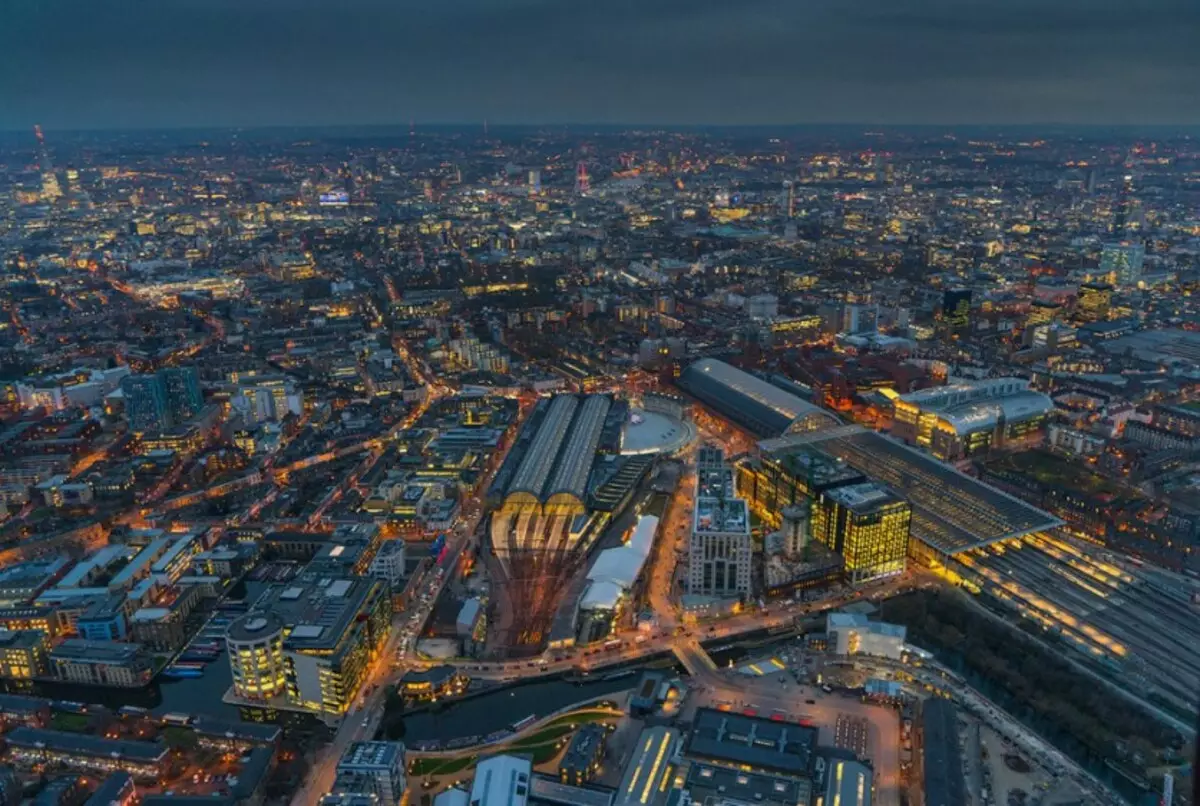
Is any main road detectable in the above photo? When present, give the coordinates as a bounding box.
[290,350,514,805]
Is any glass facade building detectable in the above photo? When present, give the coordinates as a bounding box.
[810,483,910,583]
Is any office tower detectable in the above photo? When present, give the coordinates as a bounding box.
[528,169,541,196]
[1112,173,1134,234]
[942,287,972,332]
[120,375,169,434]
[160,366,202,424]
[331,742,407,805]
[1075,282,1113,323]
[227,613,288,700]
[844,303,878,335]
[575,161,590,194]
[689,451,752,598]
[1099,242,1145,287]
[810,482,910,583]
[225,576,390,715]
[34,125,62,202]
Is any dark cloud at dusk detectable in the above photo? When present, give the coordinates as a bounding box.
[1,0,1198,129]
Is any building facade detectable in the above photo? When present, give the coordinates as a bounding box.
[810,483,910,583]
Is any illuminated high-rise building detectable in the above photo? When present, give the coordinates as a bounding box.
[160,366,203,424]
[528,169,541,196]
[225,576,391,715]
[1099,242,1145,287]
[810,482,910,583]
[120,375,169,434]
[34,125,62,201]
[227,613,288,701]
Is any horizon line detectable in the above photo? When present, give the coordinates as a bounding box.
[3,121,1200,136]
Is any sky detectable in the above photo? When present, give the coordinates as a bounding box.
[2,0,1199,130]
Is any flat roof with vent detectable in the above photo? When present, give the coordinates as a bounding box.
[232,576,383,652]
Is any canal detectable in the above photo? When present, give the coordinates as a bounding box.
[400,671,648,744]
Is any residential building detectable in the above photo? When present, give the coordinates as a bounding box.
[330,742,407,805]
[4,728,167,779]
[0,629,49,680]
[49,640,153,688]
[160,366,203,424]
[558,724,606,786]
[367,539,406,588]
[1099,241,1145,287]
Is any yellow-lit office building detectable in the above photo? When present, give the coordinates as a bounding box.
[0,629,49,680]
[225,576,391,715]
[227,613,288,701]
[891,378,1054,461]
[810,483,910,583]
[736,448,865,529]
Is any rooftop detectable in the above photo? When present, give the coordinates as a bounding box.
[694,497,748,536]
[337,741,404,772]
[685,763,811,806]
[50,639,146,663]
[615,727,680,806]
[227,575,381,651]
[6,726,167,762]
[686,708,816,776]
[922,699,966,806]
[828,612,906,639]
[678,358,838,438]
[823,482,905,513]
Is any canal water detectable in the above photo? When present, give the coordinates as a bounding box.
[401,673,648,744]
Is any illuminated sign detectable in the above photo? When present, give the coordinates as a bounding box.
[319,191,349,207]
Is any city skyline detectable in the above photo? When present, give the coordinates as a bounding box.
[2,0,1199,130]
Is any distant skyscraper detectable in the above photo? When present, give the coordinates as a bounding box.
[121,375,169,434]
[1112,172,1135,234]
[161,366,203,424]
[34,125,61,202]
[1099,242,1145,287]
[528,169,541,196]
[575,161,589,195]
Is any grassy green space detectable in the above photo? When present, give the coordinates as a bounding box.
[508,725,574,749]
[50,712,91,733]
[540,709,617,730]
[528,741,566,765]
[409,754,478,777]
